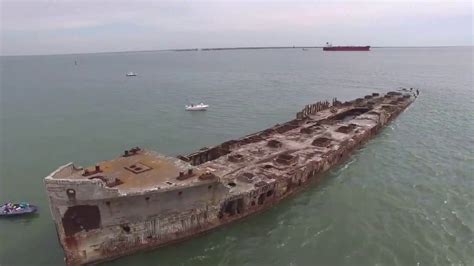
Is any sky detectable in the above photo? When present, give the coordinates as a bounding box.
[1,0,472,55]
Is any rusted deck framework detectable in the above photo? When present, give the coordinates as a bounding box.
[45,89,418,265]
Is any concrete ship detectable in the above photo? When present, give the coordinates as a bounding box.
[45,89,419,265]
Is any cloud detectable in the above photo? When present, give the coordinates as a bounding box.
[1,0,472,55]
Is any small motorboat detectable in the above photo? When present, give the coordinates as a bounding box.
[0,202,37,217]
[185,103,209,111]
[126,72,137,77]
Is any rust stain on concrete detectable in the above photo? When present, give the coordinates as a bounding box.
[44,89,419,265]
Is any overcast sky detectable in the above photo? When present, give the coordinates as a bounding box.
[1,0,472,55]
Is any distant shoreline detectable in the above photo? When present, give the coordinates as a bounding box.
[2,45,472,57]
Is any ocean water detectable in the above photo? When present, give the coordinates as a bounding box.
[0,47,473,266]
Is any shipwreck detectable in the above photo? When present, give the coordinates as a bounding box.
[45,89,419,265]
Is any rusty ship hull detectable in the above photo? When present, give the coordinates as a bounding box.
[45,89,418,265]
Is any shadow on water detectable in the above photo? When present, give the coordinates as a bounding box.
[1,213,40,223]
[0,210,41,224]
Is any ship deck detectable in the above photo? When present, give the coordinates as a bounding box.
[200,106,381,194]
[48,90,414,194]
[58,150,203,192]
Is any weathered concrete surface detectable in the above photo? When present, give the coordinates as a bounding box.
[45,89,419,265]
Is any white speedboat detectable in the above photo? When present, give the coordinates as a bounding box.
[185,103,209,111]
[126,72,137,77]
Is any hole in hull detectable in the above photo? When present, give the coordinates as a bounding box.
[62,205,101,236]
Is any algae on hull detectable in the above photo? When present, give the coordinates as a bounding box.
[45,89,418,265]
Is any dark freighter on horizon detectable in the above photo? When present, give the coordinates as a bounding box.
[323,42,370,51]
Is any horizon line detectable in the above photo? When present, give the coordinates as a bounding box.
[2,45,472,57]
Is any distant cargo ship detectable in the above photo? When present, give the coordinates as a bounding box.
[323,42,370,51]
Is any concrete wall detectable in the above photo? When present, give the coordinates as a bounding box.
[45,178,229,265]
[45,92,416,265]
[97,181,227,226]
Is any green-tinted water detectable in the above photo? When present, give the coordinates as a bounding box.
[1,48,473,265]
